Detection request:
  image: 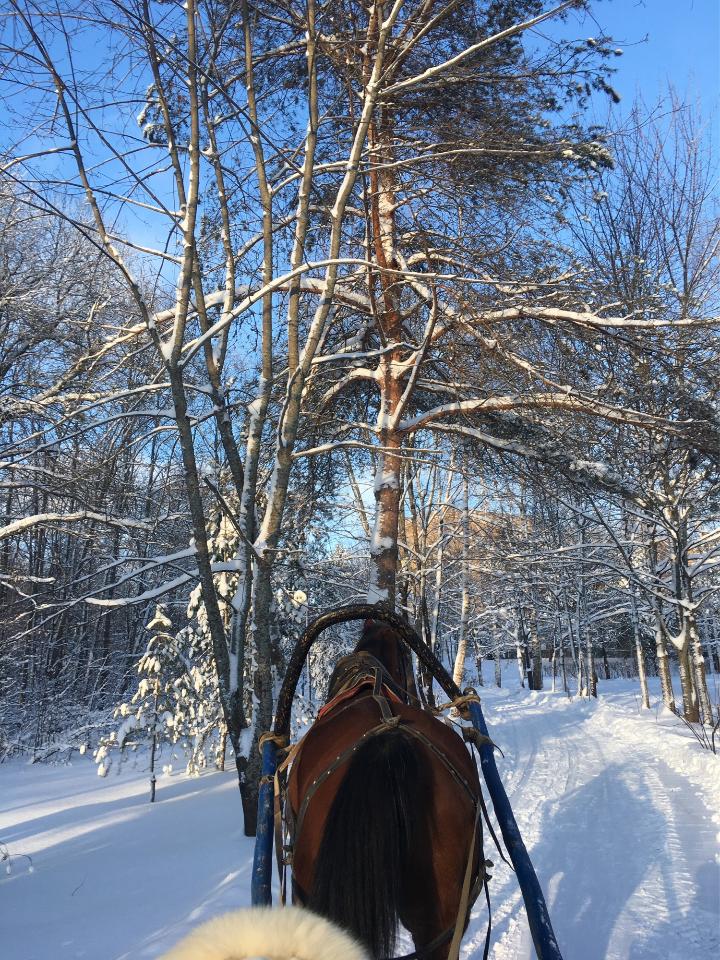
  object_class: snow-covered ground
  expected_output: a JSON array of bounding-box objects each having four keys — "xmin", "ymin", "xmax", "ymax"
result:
[
  {"xmin": 462, "ymin": 680, "xmax": 720, "ymax": 960},
  {"xmin": 2, "ymin": 677, "xmax": 718, "ymax": 960}
]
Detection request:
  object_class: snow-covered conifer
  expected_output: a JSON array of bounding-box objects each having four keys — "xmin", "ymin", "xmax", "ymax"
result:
[{"xmin": 94, "ymin": 605, "xmax": 181, "ymax": 791}]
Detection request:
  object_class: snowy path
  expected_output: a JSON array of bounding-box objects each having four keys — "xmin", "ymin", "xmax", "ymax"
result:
[
  {"xmin": 461, "ymin": 685, "xmax": 720, "ymax": 960},
  {"xmin": 1, "ymin": 680, "xmax": 718, "ymax": 960}
]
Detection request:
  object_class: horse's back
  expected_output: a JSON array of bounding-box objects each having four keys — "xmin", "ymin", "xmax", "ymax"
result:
[
  {"xmin": 287, "ymin": 692, "xmax": 481, "ymax": 905},
  {"xmin": 289, "ymin": 693, "xmax": 479, "ymax": 807}
]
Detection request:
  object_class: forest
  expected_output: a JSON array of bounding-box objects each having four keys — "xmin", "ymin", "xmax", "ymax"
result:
[{"xmin": 1, "ymin": 0, "xmax": 718, "ymax": 849}]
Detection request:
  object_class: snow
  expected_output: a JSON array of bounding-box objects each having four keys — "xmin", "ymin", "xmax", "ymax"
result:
[
  {"xmin": 87, "ymin": 574, "xmax": 194, "ymax": 608},
  {"xmin": 366, "ymin": 583, "xmax": 389, "ymax": 603},
  {"xmin": 373, "ymin": 463, "xmax": 400, "ymax": 492},
  {"xmin": 146, "ymin": 606, "xmax": 173, "ymax": 631},
  {"xmin": 1, "ymin": 760, "xmax": 252, "ymax": 960},
  {"xmin": 1, "ymin": 678, "xmax": 717, "ymax": 960},
  {"xmin": 369, "ymin": 535, "xmax": 394, "ymax": 557},
  {"xmin": 458, "ymin": 678, "xmax": 720, "ymax": 960}
]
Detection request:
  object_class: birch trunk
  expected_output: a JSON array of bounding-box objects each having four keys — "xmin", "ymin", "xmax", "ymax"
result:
[
  {"xmin": 647, "ymin": 535, "xmax": 676, "ymax": 712},
  {"xmin": 577, "ymin": 632, "xmax": 585, "ymax": 697},
  {"xmin": 369, "ymin": 428, "xmax": 403, "ymax": 605},
  {"xmin": 560, "ymin": 585, "xmax": 579, "ymax": 689},
  {"xmin": 241, "ymin": 561, "xmax": 275, "ymax": 835},
  {"xmin": 585, "ymin": 626, "xmax": 597, "ymax": 699},
  {"xmin": 678, "ymin": 642, "xmax": 698, "ymax": 722},
  {"xmin": 528, "ymin": 602, "xmax": 543, "ymax": 691},
  {"xmin": 493, "ymin": 612, "xmax": 502, "ymax": 688},
  {"xmin": 630, "ymin": 592, "xmax": 650, "ymax": 710},
  {"xmin": 575, "ymin": 590, "xmax": 585, "ymax": 697},
  {"xmin": 516, "ymin": 638, "xmax": 525, "ymax": 687},
  {"xmin": 710, "ymin": 616, "xmax": 720, "ymax": 672},
  {"xmin": 686, "ymin": 607, "xmax": 713, "ymax": 723},
  {"xmin": 452, "ymin": 472, "xmax": 470, "ymax": 688},
  {"xmin": 702, "ymin": 613, "xmax": 716, "ymax": 675},
  {"xmin": 653, "ymin": 614, "xmax": 676, "ymax": 713},
  {"xmin": 515, "ymin": 614, "xmax": 528, "ymax": 688}
]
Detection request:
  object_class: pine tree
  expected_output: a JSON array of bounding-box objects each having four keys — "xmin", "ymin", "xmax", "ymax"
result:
[{"xmin": 94, "ymin": 605, "xmax": 181, "ymax": 797}]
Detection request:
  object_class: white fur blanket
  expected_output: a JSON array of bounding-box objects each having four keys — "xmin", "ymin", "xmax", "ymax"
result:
[{"xmin": 158, "ymin": 906, "xmax": 370, "ymax": 960}]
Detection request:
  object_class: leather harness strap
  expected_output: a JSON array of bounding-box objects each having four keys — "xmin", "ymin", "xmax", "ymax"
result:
[
  {"xmin": 447, "ymin": 802, "xmax": 482, "ymax": 960},
  {"xmin": 294, "ymin": 701, "xmax": 402, "ymax": 846},
  {"xmin": 273, "ymin": 735, "xmax": 307, "ymax": 906}
]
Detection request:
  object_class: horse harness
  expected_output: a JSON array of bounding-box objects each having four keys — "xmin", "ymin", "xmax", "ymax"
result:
[{"xmin": 271, "ymin": 652, "xmax": 491, "ymax": 960}]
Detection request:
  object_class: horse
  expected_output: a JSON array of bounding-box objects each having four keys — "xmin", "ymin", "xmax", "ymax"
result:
[{"xmin": 285, "ymin": 619, "xmax": 485, "ymax": 960}]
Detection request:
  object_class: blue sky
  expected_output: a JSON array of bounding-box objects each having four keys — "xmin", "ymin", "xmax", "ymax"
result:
[
  {"xmin": 2, "ymin": 0, "xmax": 715, "ymax": 270},
  {"xmin": 582, "ymin": 0, "xmax": 719, "ymax": 133}
]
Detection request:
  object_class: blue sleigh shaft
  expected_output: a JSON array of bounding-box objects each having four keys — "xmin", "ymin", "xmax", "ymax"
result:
[
  {"xmin": 251, "ymin": 739, "xmax": 277, "ymax": 906},
  {"xmin": 468, "ymin": 700, "xmax": 563, "ymax": 960}
]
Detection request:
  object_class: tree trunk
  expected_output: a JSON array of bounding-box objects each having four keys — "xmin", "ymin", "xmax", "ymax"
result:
[
  {"xmin": 630, "ymin": 594, "xmax": 650, "ymax": 710},
  {"xmin": 408, "ymin": 476, "xmax": 436, "ymax": 707},
  {"xmin": 601, "ymin": 643, "xmax": 611, "ymax": 681},
  {"xmin": 397, "ymin": 478, "xmax": 410, "ymax": 612},
  {"xmin": 217, "ymin": 724, "xmax": 227, "ymax": 772},
  {"xmin": 654, "ymin": 615, "xmax": 676, "ymax": 713},
  {"xmin": 687, "ymin": 613, "xmax": 713, "ymax": 724},
  {"xmin": 240, "ymin": 561, "xmax": 276, "ymax": 836},
  {"xmin": 493, "ymin": 615, "xmax": 502, "ymax": 689},
  {"xmin": 577, "ymin": 637, "xmax": 585, "ymax": 697},
  {"xmin": 702, "ymin": 613, "xmax": 716, "ymax": 676},
  {"xmin": 575, "ymin": 587, "xmax": 585, "ymax": 697},
  {"xmin": 528, "ymin": 602, "xmax": 543, "ymax": 691},
  {"xmin": 418, "ymin": 593, "xmax": 436, "ymax": 708},
  {"xmin": 561, "ymin": 632, "xmax": 569, "ymax": 697},
  {"xmin": 425, "ymin": 512, "xmax": 445, "ymax": 704},
  {"xmin": 678, "ymin": 643, "xmax": 698, "ymax": 722},
  {"xmin": 710, "ymin": 615, "xmax": 720, "ymax": 672},
  {"xmin": 586, "ymin": 628, "xmax": 597, "ymax": 699},
  {"xmin": 472, "ymin": 636, "xmax": 484, "ymax": 688},
  {"xmin": 561, "ymin": 587, "xmax": 579, "ymax": 691},
  {"xmin": 515, "ymin": 634, "xmax": 525, "ymax": 688},
  {"xmin": 368, "ymin": 436, "xmax": 402, "ymax": 606},
  {"xmin": 452, "ymin": 471, "xmax": 470, "ymax": 688}
]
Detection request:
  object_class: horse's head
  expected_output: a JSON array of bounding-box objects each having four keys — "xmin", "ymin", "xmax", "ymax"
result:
[{"xmin": 357, "ymin": 619, "xmax": 420, "ymax": 704}]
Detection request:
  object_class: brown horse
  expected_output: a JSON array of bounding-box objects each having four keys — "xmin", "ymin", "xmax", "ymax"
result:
[{"xmin": 286, "ymin": 620, "xmax": 484, "ymax": 960}]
